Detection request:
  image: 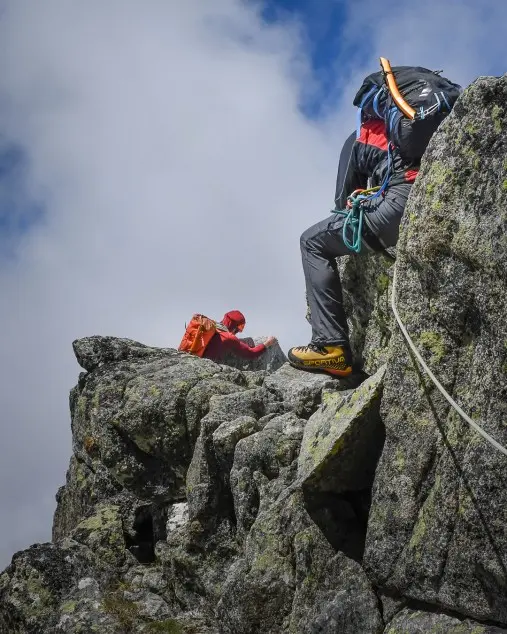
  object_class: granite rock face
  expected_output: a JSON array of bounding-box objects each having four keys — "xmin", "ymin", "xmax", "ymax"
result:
[
  {"xmin": 217, "ymin": 490, "xmax": 383, "ymax": 634},
  {"xmin": 2, "ymin": 77, "xmax": 507, "ymax": 634},
  {"xmin": 364, "ymin": 75, "xmax": 507, "ymax": 625},
  {"xmin": 339, "ymin": 252, "xmax": 396, "ymax": 374},
  {"xmin": 385, "ymin": 608, "xmax": 507, "ymax": 633},
  {"xmin": 298, "ymin": 366, "xmax": 386, "ymax": 495}
]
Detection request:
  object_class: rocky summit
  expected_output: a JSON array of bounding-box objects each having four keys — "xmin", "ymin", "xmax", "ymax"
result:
[{"xmin": 1, "ymin": 75, "xmax": 507, "ymax": 634}]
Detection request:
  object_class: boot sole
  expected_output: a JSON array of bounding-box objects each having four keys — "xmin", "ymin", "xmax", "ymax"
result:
[{"xmin": 288, "ymin": 360, "xmax": 353, "ymax": 378}]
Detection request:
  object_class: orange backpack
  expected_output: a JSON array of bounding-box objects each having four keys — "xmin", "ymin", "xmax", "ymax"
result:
[{"xmin": 178, "ymin": 314, "xmax": 218, "ymax": 357}]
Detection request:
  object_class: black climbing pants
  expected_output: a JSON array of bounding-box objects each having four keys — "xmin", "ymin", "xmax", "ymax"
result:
[{"xmin": 300, "ymin": 183, "xmax": 412, "ymax": 347}]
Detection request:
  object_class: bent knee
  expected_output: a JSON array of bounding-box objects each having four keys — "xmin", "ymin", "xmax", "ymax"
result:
[{"xmin": 300, "ymin": 226, "xmax": 318, "ymax": 251}]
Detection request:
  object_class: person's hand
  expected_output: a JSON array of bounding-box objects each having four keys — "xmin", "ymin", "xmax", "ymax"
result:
[{"xmin": 264, "ymin": 336, "xmax": 277, "ymax": 348}]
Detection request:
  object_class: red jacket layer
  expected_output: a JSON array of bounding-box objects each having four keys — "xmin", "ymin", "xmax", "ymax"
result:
[{"xmin": 202, "ymin": 311, "xmax": 266, "ymax": 361}]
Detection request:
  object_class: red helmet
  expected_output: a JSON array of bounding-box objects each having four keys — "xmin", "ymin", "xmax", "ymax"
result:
[{"xmin": 222, "ymin": 310, "xmax": 246, "ymax": 334}]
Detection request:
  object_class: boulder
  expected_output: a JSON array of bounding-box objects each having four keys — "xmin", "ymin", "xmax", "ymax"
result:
[
  {"xmin": 69, "ymin": 504, "xmax": 126, "ymax": 570},
  {"xmin": 298, "ymin": 365, "xmax": 386, "ymax": 495},
  {"xmin": 217, "ymin": 490, "xmax": 383, "ymax": 634},
  {"xmin": 263, "ymin": 362, "xmax": 352, "ymax": 418},
  {"xmin": 0, "ymin": 541, "xmax": 109, "ymax": 633},
  {"xmin": 186, "ymin": 388, "xmax": 270, "ymax": 528},
  {"xmin": 54, "ymin": 337, "xmax": 247, "ymax": 539},
  {"xmin": 73, "ymin": 335, "xmax": 173, "ymax": 372},
  {"xmin": 364, "ymin": 76, "xmax": 507, "ymax": 624},
  {"xmin": 230, "ymin": 412, "xmax": 306, "ymax": 535}
]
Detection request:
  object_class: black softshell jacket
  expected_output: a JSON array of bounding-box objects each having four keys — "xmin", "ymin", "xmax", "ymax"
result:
[{"xmin": 334, "ymin": 121, "xmax": 409, "ymax": 209}]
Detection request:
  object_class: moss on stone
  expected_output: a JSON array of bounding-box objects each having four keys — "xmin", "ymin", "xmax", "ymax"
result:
[
  {"xmin": 133, "ymin": 434, "xmax": 157, "ymax": 454},
  {"xmin": 92, "ymin": 389, "xmax": 101, "ymax": 411},
  {"xmin": 492, "ymin": 104, "xmax": 503, "ymax": 133},
  {"xmin": 322, "ymin": 391, "xmax": 343, "ymax": 409},
  {"xmin": 408, "ymin": 476, "xmax": 442, "ymax": 561},
  {"xmin": 75, "ymin": 462, "xmax": 87, "ymax": 486},
  {"xmin": 22, "ymin": 573, "xmax": 54, "ymax": 619},
  {"xmin": 418, "ymin": 331, "xmax": 446, "ymax": 364},
  {"xmin": 72, "ymin": 505, "xmax": 125, "ymax": 566},
  {"xmin": 408, "ymin": 515, "xmax": 427, "ymax": 553},
  {"xmin": 77, "ymin": 396, "xmax": 87, "ymax": 419},
  {"xmin": 77, "ymin": 505, "xmax": 119, "ymax": 531},
  {"xmin": 465, "ymin": 123, "xmax": 478, "ymax": 136},
  {"xmin": 102, "ymin": 590, "xmax": 140, "ymax": 632},
  {"xmin": 377, "ymin": 272, "xmax": 390, "ymax": 294},
  {"xmin": 61, "ymin": 600, "xmax": 77, "ymax": 614},
  {"xmin": 394, "ymin": 446, "xmax": 405, "ymax": 472},
  {"xmin": 426, "ymin": 161, "xmax": 454, "ymax": 188}
]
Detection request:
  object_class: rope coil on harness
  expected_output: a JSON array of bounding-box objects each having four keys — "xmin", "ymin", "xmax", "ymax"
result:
[
  {"xmin": 391, "ymin": 266, "xmax": 507, "ymax": 457},
  {"xmin": 332, "ymin": 143, "xmax": 394, "ymax": 254},
  {"xmin": 332, "ymin": 187, "xmax": 376, "ymax": 253},
  {"xmin": 332, "ymin": 185, "xmax": 386, "ymax": 253}
]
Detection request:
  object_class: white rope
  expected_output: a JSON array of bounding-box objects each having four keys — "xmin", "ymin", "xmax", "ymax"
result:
[{"xmin": 391, "ymin": 265, "xmax": 507, "ymax": 457}]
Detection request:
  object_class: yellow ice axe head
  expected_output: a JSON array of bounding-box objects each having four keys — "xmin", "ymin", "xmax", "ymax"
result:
[{"xmin": 379, "ymin": 57, "xmax": 416, "ymax": 120}]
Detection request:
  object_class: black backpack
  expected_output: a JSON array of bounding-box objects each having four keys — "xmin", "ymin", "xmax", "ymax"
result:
[{"xmin": 353, "ymin": 61, "xmax": 462, "ymax": 161}]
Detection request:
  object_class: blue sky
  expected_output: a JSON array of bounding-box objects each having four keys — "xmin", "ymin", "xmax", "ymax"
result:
[
  {"xmin": 0, "ymin": 141, "xmax": 44, "ymax": 260},
  {"xmin": 0, "ymin": 0, "xmax": 507, "ymax": 568},
  {"xmin": 261, "ymin": 0, "xmax": 350, "ymax": 111},
  {"xmin": 260, "ymin": 0, "xmax": 507, "ymax": 110}
]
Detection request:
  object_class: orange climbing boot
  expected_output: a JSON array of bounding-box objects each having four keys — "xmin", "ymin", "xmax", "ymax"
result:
[{"xmin": 288, "ymin": 344, "xmax": 352, "ymax": 377}]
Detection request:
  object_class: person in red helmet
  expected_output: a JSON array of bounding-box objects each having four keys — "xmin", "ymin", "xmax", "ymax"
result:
[{"xmin": 203, "ymin": 310, "xmax": 277, "ymax": 362}]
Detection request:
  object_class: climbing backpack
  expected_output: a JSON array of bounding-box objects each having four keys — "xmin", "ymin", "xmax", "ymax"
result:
[
  {"xmin": 353, "ymin": 58, "xmax": 462, "ymax": 161},
  {"xmin": 178, "ymin": 314, "xmax": 218, "ymax": 357}
]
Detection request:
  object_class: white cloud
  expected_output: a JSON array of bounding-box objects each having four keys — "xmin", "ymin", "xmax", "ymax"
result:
[
  {"xmin": 0, "ymin": 0, "xmax": 506, "ymax": 568},
  {"xmin": 0, "ymin": 0, "xmax": 338, "ymax": 568}
]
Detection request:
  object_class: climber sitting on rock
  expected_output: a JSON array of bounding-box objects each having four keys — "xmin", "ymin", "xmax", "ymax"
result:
[
  {"xmin": 288, "ymin": 122, "xmax": 416, "ymax": 377},
  {"xmin": 288, "ymin": 60, "xmax": 461, "ymax": 377},
  {"xmin": 179, "ymin": 309, "xmax": 277, "ymax": 361}
]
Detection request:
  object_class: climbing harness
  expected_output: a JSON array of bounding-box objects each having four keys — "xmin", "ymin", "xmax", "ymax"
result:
[
  {"xmin": 391, "ymin": 266, "xmax": 507, "ymax": 457},
  {"xmin": 332, "ymin": 180, "xmax": 390, "ymax": 254}
]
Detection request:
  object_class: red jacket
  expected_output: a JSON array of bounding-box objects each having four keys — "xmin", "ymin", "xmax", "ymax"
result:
[{"xmin": 203, "ymin": 311, "xmax": 266, "ymax": 361}]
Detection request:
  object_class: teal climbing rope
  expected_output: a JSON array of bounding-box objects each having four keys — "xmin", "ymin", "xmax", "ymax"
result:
[{"xmin": 332, "ymin": 186, "xmax": 381, "ymax": 253}]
